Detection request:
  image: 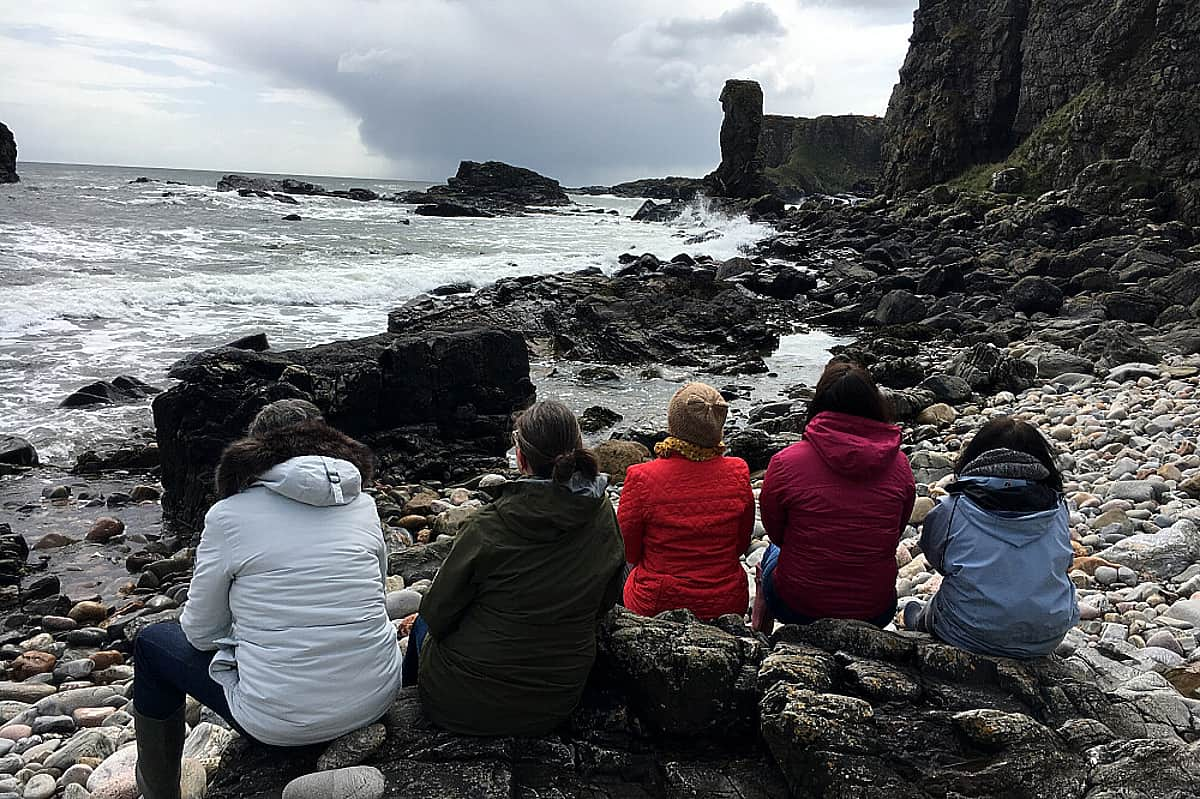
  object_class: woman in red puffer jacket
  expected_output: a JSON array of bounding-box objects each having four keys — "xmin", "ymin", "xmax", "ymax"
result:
[
  {"xmin": 619, "ymin": 383, "xmax": 755, "ymax": 620},
  {"xmin": 753, "ymin": 361, "xmax": 915, "ymax": 632}
]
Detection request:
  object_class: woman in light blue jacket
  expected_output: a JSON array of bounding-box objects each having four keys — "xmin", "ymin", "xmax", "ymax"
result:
[
  {"xmin": 132, "ymin": 400, "xmax": 403, "ymax": 799},
  {"xmin": 904, "ymin": 417, "xmax": 1079, "ymax": 658}
]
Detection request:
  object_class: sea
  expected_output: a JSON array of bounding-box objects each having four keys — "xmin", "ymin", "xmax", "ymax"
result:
[{"xmin": 0, "ymin": 162, "xmax": 842, "ymax": 466}]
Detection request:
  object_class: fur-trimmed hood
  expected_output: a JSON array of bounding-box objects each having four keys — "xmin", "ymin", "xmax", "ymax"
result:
[{"xmin": 216, "ymin": 420, "xmax": 375, "ymax": 501}]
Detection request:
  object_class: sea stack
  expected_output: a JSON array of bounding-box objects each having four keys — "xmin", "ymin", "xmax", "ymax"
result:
[
  {"xmin": 0, "ymin": 122, "xmax": 18, "ymax": 184},
  {"xmin": 705, "ymin": 79, "xmax": 770, "ymax": 199}
]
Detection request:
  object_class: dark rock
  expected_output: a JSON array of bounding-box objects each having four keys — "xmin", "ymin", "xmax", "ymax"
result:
[
  {"xmin": 0, "ymin": 436, "xmax": 37, "ymax": 467},
  {"xmin": 874, "ymin": 290, "xmax": 927, "ymax": 326},
  {"xmin": 0, "ymin": 122, "xmax": 17, "ymax": 183},
  {"xmin": 631, "ymin": 199, "xmax": 685, "ymax": 222},
  {"xmin": 949, "ymin": 343, "xmax": 1037, "ymax": 395},
  {"xmin": 217, "ymin": 175, "xmax": 326, "ymax": 196},
  {"xmin": 918, "ymin": 374, "xmax": 974, "ymax": 403},
  {"xmin": 72, "ymin": 441, "xmax": 159, "ymax": 474},
  {"xmin": 414, "ymin": 201, "xmax": 493, "ymax": 218},
  {"xmin": 428, "ymin": 282, "xmax": 474, "ymax": 297},
  {"xmin": 154, "ymin": 328, "xmax": 534, "ymax": 536},
  {"xmin": 403, "ymin": 161, "xmax": 568, "ymax": 215},
  {"xmin": 389, "ymin": 269, "xmax": 789, "ymax": 371},
  {"xmin": 1078, "ymin": 323, "xmax": 1160, "ymax": 369},
  {"xmin": 570, "ymin": 176, "xmax": 706, "ymax": 201},
  {"xmin": 60, "ymin": 376, "xmax": 160, "ymax": 408},
  {"xmin": 602, "ymin": 608, "xmax": 766, "ymax": 738},
  {"xmin": 1007, "ymin": 276, "xmax": 1064, "ymax": 315},
  {"xmin": 226, "ymin": 333, "xmax": 270, "ymax": 352},
  {"xmin": 280, "ymin": 213, "xmax": 302, "ymax": 221},
  {"xmin": 387, "ymin": 538, "xmax": 455, "ymax": 585},
  {"xmin": 706, "ymin": 80, "xmax": 772, "ymax": 199},
  {"xmin": 579, "ymin": 407, "xmax": 623, "ymax": 434}
]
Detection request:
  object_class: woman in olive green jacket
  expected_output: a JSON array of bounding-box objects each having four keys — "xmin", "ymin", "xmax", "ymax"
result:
[{"xmin": 404, "ymin": 400, "xmax": 625, "ymax": 736}]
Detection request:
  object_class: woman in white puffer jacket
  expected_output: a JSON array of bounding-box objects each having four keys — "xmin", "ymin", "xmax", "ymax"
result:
[{"xmin": 132, "ymin": 400, "xmax": 403, "ymax": 799}]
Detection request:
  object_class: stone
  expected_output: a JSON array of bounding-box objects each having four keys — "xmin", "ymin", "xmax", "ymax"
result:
[
  {"xmin": 317, "ymin": 723, "xmax": 387, "ymax": 771},
  {"xmin": 603, "ymin": 608, "xmax": 765, "ymax": 737},
  {"xmin": 155, "ymin": 328, "xmax": 535, "ymax": 538},
  {"xmin": 67, "ymin": 603, "xmax": 107, "ymax": 625},
  {"xmin": 384, "ymin": 590, "xmax": 423, "ymax": 621},
  {"xmin": 1007, "ymin": 276, "xmax": 1064, "ymax": 314},
  {"xmin": 74, "ymin": 707, "xmax": 115, "ymax": 728},
  {"xmin": 32, "ymin": 533, "xmax": 76, "ymax": 551},
  {"xmin": 281, "ymin": 766, "xmax": 386, "ymax": 799},
  {"xmin": 85, "ymin": 517, "xmax": 125, "ymax": 544},
  {"xmin": 0, "ymin": 123, "xmax": 18, "ymax": 184},
  {"xmin": 0, "ymin": 685, "xmax": 55, "ymax": 704},
  {"xmin": 31, "ymin": 715, "xmax": 75, "ymax": 735},
  {"xmin": 1108, "ymin": 480, "xmax": 1165, "ymax": 503},
  {"xmin": 910, "ymin": 497, "xmax": 936, "ymax": 525},
  {"xmin": 915, "ymin": 403, "xmax": 956, "ymax": 426},
  {"xmin": 44, "ymin": 729, "xmax": 117, "ymax": 770},
  {"xmin": 85, "ymin": 744, "xmax": 137, "ymax": 799},
  {"xmin": 593, "ymin": 440, "xmax": 650, "ymax": 484},
  {"xmin": 182, "ymin": 722, "xmax": 236, "ymax": 777},
  {"xmin": 1095, "ymin": 520, "xmax": 1200, "ymax": 580},
  {"xmin": 7, "ymin": 653, "xmax": 56, "ymax": 682},
  {"xmin": 0, "ymin": 437, "xmax": 36, "ymax": 468},
  {"xmin": 22, "ymin": 773, "xmax": 55, "ymax": 799}
]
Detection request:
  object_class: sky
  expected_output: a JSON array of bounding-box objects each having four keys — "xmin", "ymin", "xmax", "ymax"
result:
[{"xmin": 0, "ymin": 1, "xmax": 919, "ymax": 184}]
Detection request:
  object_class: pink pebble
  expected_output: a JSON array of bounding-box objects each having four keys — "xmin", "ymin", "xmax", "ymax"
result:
[
  {"xmin": 0, "ymin": 724, "xmax": 32, "ymax": 740},
  {"xmin": 73, "ymin": 707, "xmax": 116, "ymax": 727}
]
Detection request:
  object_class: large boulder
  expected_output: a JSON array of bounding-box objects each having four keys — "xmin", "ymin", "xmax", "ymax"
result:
[
  {"xmin": 0, "ymin": 122, "xmax": 17, "ymax": 183},
  {"xmin": 1095, "ymin": 520, "xmax": 1200, "ymax": 582},
  {"xmin": 0, "ymin": 435, "xmax": 37, "ymax": 467},
  {"xmin": 153, "ymin": 328, "xmax": 534, "ymax": 537},
  {"xmin": 601, "ymin": 608, "xmax": 767, "ymax": 738}
]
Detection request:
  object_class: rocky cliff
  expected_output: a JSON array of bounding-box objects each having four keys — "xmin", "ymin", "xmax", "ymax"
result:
[
  {"xmin": 152, "ymin": 328, "xmax": 534, "ymax": 537},
  {"xmin": 759, "ymin": 114, "xmax": 884, "ymax": 196},
  {"xmin": 882, "ymin": 0, "xmax": 1200, "ymax": 222},
  {"xmin": 706, "ymin": 80, "xmax": 884, "ymax": 199},
  {"xmin": 0, "ymin": 122, "xmax": 18, "ymax": 184},
  {"xmin": 399, "ymin": 160, "xmax": 570, "ymax": 215}
]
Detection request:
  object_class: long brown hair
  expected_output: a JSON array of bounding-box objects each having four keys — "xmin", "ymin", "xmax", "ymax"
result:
[
  {"xmin": 513, "ymin": 400, "xmax": 599, "ymax": 483},
  {"xmin": 805, "ymin": 360, "xmax": 892, "ymax": 432}
]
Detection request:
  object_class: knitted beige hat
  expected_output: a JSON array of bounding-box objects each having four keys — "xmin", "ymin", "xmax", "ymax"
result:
[{"xmin": 667, "ymin": 383, "xmax": 728, "ymax": 448}]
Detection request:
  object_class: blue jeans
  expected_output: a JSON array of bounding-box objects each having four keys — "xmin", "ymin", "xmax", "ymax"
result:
[
  {"xmin": 760, "ymin": 544, "xmax": 896, "ymax": 628},
  {"xmin": 133, "ymin": 622, "xmax": 243, "ymax": 732},
  {"xmin": 401, "ymin": 616, "xmax": 429, "ymax": 687}
]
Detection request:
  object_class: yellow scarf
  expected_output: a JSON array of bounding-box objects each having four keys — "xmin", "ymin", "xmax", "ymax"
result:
[{"xmin": 653, "ymin": 435, "xmax": 725, "ymax": 462}]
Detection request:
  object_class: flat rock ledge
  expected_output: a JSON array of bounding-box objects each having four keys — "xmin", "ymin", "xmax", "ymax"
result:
[{"xmin": 208, "ymin": 613, "xmax": 1200, "ymax": 799}]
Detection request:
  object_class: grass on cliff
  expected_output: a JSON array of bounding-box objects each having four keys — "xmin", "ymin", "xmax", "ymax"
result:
[{"xmin": 945, "ymin": 83, "xmax": 1103, "ymax": 198}]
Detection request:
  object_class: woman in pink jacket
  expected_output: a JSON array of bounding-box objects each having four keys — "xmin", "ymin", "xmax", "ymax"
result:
[{"xmin": 753, "ymin": 361, "xmax": 915, "ymax": 632}]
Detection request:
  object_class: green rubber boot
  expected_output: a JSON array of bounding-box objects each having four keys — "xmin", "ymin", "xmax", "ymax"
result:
[{"xmin": 134, "ymin": 705, "xmax": 186, "ymax": 799}]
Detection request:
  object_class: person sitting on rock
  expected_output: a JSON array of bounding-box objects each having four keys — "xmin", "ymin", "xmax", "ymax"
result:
[
  {"xmin": 619, "ymin": 382, "xmax": 755, "ymax": 620},
  {"xmin": 132, "ymin": 399, "xmax": 403, "ymax": 799},
  {"xmin": 402, "ymin": 399, "xmax": 625, "ymax": 736},
  {"xmin": 903, "ymin": 417, "xmax": 1079, "ymax": 658},
  {"xmin": 754, "ymin": 361, "xmax": 916, "ymax": 632}
]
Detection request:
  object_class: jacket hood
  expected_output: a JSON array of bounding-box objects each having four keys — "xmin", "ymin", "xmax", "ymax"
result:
[
  {"xmin": 954, "ymin": 493, "xmax": 1068, "ymax": 548},
  {"xmin": 804, "ymin": 411, "xmax": 902, "ymax": 476},
  {"xmin": 494, "ymin": 473, "xmax": 610, "ymax": 542},
  {"xmin": 255, "ymin": 455, "xmax": 362, "ymax": 506},
  {"xmin": 216, "ymin": 419, "xmax": 374, "ymax": 500}
]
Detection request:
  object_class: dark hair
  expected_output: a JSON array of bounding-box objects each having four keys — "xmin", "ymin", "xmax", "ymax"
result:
[
  {"xmin": 956, "ymin": 416, "xmax": 1064, "ymax": 491},
  {"xmin": 513, "ymin": 400, "xmax": 599, "ymax": 483},
  {"xmin": 805, "ymin": 360, "xmax": 892, "ymax": 431}
]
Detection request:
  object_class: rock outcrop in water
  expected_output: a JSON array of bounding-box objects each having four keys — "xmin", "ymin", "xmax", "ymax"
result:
[
  {"xmin": 0, "ymin": 122, "xmax": 18, "ymax": 184},
  {"xmin": 570, "ymin": 176, "xmax": 707, "ymax": 201},
  {"xmin": 399, "ymin": 160, "xmax": 570, "ymax": 215},
  {"xmin": 216, "ymin": 175, "xmax": 379, "ymax": 203},
  {"xmin": 705, "ymin": 80, "xmax": 884, "ymax": 200},
  {"xmin": 882, "ymin": 0, "xmax": 1200, "ymax": 222},
  {"xmin": 152, "ymin": 328, "xmax": 534, "ymax": 536},
  {"xmin": 390, "ymin": 262, "xmax": 814, "ymax": 375}
]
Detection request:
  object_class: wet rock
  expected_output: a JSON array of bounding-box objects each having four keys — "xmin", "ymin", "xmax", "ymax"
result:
[
  {"xmin": 0, "ymin": 437, "xmax": 36, "ymax": 468},
  {"xmin": 578, "ymin": 406, "xmax": 623, "ymax": 433},
  {"xmin": 85, "ymin": 518, "xmax": 125, "ymax": 544},
  {"xmin": 317, "ymin": 724, "xmax": 387, "ymax": 771},
  {"xmin": 60, "ymin": 377, "xmax": 160, "ymax": 408}
]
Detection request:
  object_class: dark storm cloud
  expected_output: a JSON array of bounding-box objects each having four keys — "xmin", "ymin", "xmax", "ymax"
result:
[{"xmin": 139, "ymin": 1, "xmax": 908, "ymax": 183}]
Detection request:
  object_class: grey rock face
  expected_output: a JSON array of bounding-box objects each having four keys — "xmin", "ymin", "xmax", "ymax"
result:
[
  {"xmin": 0, "ymin": 123, "xmax": 17, "ymax": 183},
  {"xmin": 882, "ymin": 0, "xmax": 1200, "ymax": 224}
]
